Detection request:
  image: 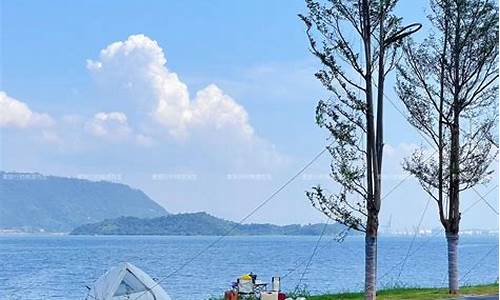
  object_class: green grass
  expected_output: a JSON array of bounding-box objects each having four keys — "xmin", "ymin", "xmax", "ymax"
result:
[
  {"xmin": 207, "ymin": 283, "xmax": 499, "ymax": 299},
  {"xmin": 307, "ymin": 283, "xmax": 499, "ymax": 300}
]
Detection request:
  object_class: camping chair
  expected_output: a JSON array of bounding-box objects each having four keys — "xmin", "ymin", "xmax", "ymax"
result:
[{"xmin": 237, "ymin": 278, "xmax": 255, "ymax": 298}]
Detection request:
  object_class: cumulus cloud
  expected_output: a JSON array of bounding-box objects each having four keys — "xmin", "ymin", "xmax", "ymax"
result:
[
  {"xmin": 84, "ymin": 111, "xmax": 155, "ymax": 147},
  {"xmin": 190, "ymin": 84, "xmax": 254, "ymax": 138},
  {"xmin": 86, "ymin": 34, "xmax": 255, "ymax": 140},
  {"xmin": 0, "ymin": 91, "xmax": 54, "ymax": 128},
  {"xmin": 84, "ymin": 112, "xmax": 131, "ymax": 139}
]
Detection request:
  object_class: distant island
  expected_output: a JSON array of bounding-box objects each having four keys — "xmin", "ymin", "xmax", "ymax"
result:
[
  {"xmin": 1, "ymin": 171, "xmax": 349, "ymax": 236},
  {"xmin": 70, "ymin": 212, "xmax": 348, "ymax": 236},
  {"xmin": 0, "ymin": 172, "xmax": 168, "ymax": 232}
]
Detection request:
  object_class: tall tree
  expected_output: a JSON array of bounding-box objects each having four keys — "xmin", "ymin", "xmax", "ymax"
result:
[
  {"xmin": 396, "ymin": 0, "xmax": 498, "ymax": 294},
  {"xmin": 300, "ymin": 0, "xmax": 419, "ymax": 298}
]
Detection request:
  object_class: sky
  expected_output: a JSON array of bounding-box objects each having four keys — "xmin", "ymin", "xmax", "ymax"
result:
[{"xmin": 1, "ymin": 0, "xmax": 498, "ymax": 230}]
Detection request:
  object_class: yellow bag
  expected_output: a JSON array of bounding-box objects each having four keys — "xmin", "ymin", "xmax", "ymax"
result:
[{"xmin": 240, "ymin": 274, "xmax": 252, "ymax": 280}]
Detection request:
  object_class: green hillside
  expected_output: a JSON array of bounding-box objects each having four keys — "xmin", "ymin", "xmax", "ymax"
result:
[
  {"xmin": 0, "ymin": 172, "xmax": 168, "ymax": 232},
  {"xmin": 70, "ymin": 212, "xmax": 347, "ymax": 236}
]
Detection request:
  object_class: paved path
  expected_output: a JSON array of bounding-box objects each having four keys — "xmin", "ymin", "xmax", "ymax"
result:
[{"xmin": 458, "ymin": 296, "xmax": 499, "ymax": 300}]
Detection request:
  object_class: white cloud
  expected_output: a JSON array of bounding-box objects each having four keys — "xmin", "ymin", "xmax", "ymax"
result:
[
  {"xmin": 190, "ymin": 84, "xmax": 254, "ymax": 138},
  {"xmin": 86, "ymin": 34, "xmax": 255, "ymax": 140},
  {"xmin": 0, "ymin": 91, "xmax": 54, "ymax": 128},
  {"xmin": 84, "ymin": 111, "xmax": 155, "ymax": 147},
  {"xmin": 84, "ymin": 112, "xmax": 131, "ymax": 139}
]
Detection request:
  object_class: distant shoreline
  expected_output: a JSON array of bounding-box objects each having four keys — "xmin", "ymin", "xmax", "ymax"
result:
[{"xmin": 1, "ymin": 231, "xmax": 497, "ymax": 237}]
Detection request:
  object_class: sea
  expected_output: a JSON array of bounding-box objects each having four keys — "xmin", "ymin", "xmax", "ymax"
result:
[{"xmin": 0, "ymin": 234, "xmax": 498, "ymax": 299}]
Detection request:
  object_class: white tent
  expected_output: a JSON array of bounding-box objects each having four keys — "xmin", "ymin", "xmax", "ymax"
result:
[{"xmin": 86, "ymin": 262, "xmax": 172, "ymax": 300}]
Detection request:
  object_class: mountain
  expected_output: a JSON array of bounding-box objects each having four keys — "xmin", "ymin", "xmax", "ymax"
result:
[
  {"xmin": 0, "ymin": 172, "xmax": 168, "ymax": 232},
  {"xmin": 70, "ymin": 212, "xmax": 348, "ymax": 236}
]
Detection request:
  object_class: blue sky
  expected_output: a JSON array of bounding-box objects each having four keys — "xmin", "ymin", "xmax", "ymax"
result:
[{"xmin": 1, "ymin": 0, "xmax": 498, "ymax": 230}]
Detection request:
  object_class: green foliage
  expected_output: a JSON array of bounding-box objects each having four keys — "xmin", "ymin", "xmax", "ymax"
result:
[
  {"xmin": 300, "ymin": 0, "xmax": 412, "ymax": 237},
  {"xmin": 396, "ymin": 0, "xmax": 498, "ymax": 233},
  {"xmin": 0, "ymin": 172, "xmax": 168, "ymax": 232},
  {"xmin": 70, "ymin": 212, "xmax": 352, "ymax": 236}
]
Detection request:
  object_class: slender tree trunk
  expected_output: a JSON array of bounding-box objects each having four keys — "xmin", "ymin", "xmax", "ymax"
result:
[
  {"xmin": 447, "ymin": 2, "xmax": 461, "ymax": 293},
  {"xmin": 437, "ymin": 0, "xmax": 449, "ymax": 227},
  {"xmin": 365, "ymin": 227, "xmax": 378, "ymax": 300},
  {"xmin": 375, "ymin": 1, "xmax": 385, "ymax": 214},
  {"xmin": 361, "ymin": 0, "xmax": 379, "ymax": 298},
  {"xmin": 447, "ymin": 109, "xmax": 461, "ymax": 293},
  {"xmin": 446, "ymin": 232, "xmax": 459, "ymax": 294},
  {"xmin": 449, "ymin": 111, "xmax": 460, "ymax": 230}
]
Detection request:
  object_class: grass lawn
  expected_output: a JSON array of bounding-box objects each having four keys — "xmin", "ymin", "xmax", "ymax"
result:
[{"xmin": 307, "ymin": 283, "xmax": 499, "ymax": 300}]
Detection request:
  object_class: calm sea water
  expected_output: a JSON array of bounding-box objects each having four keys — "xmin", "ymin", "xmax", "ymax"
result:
[{"xmin": 0, "ymin": 234, "xmax": 498, "ymax": 299}]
